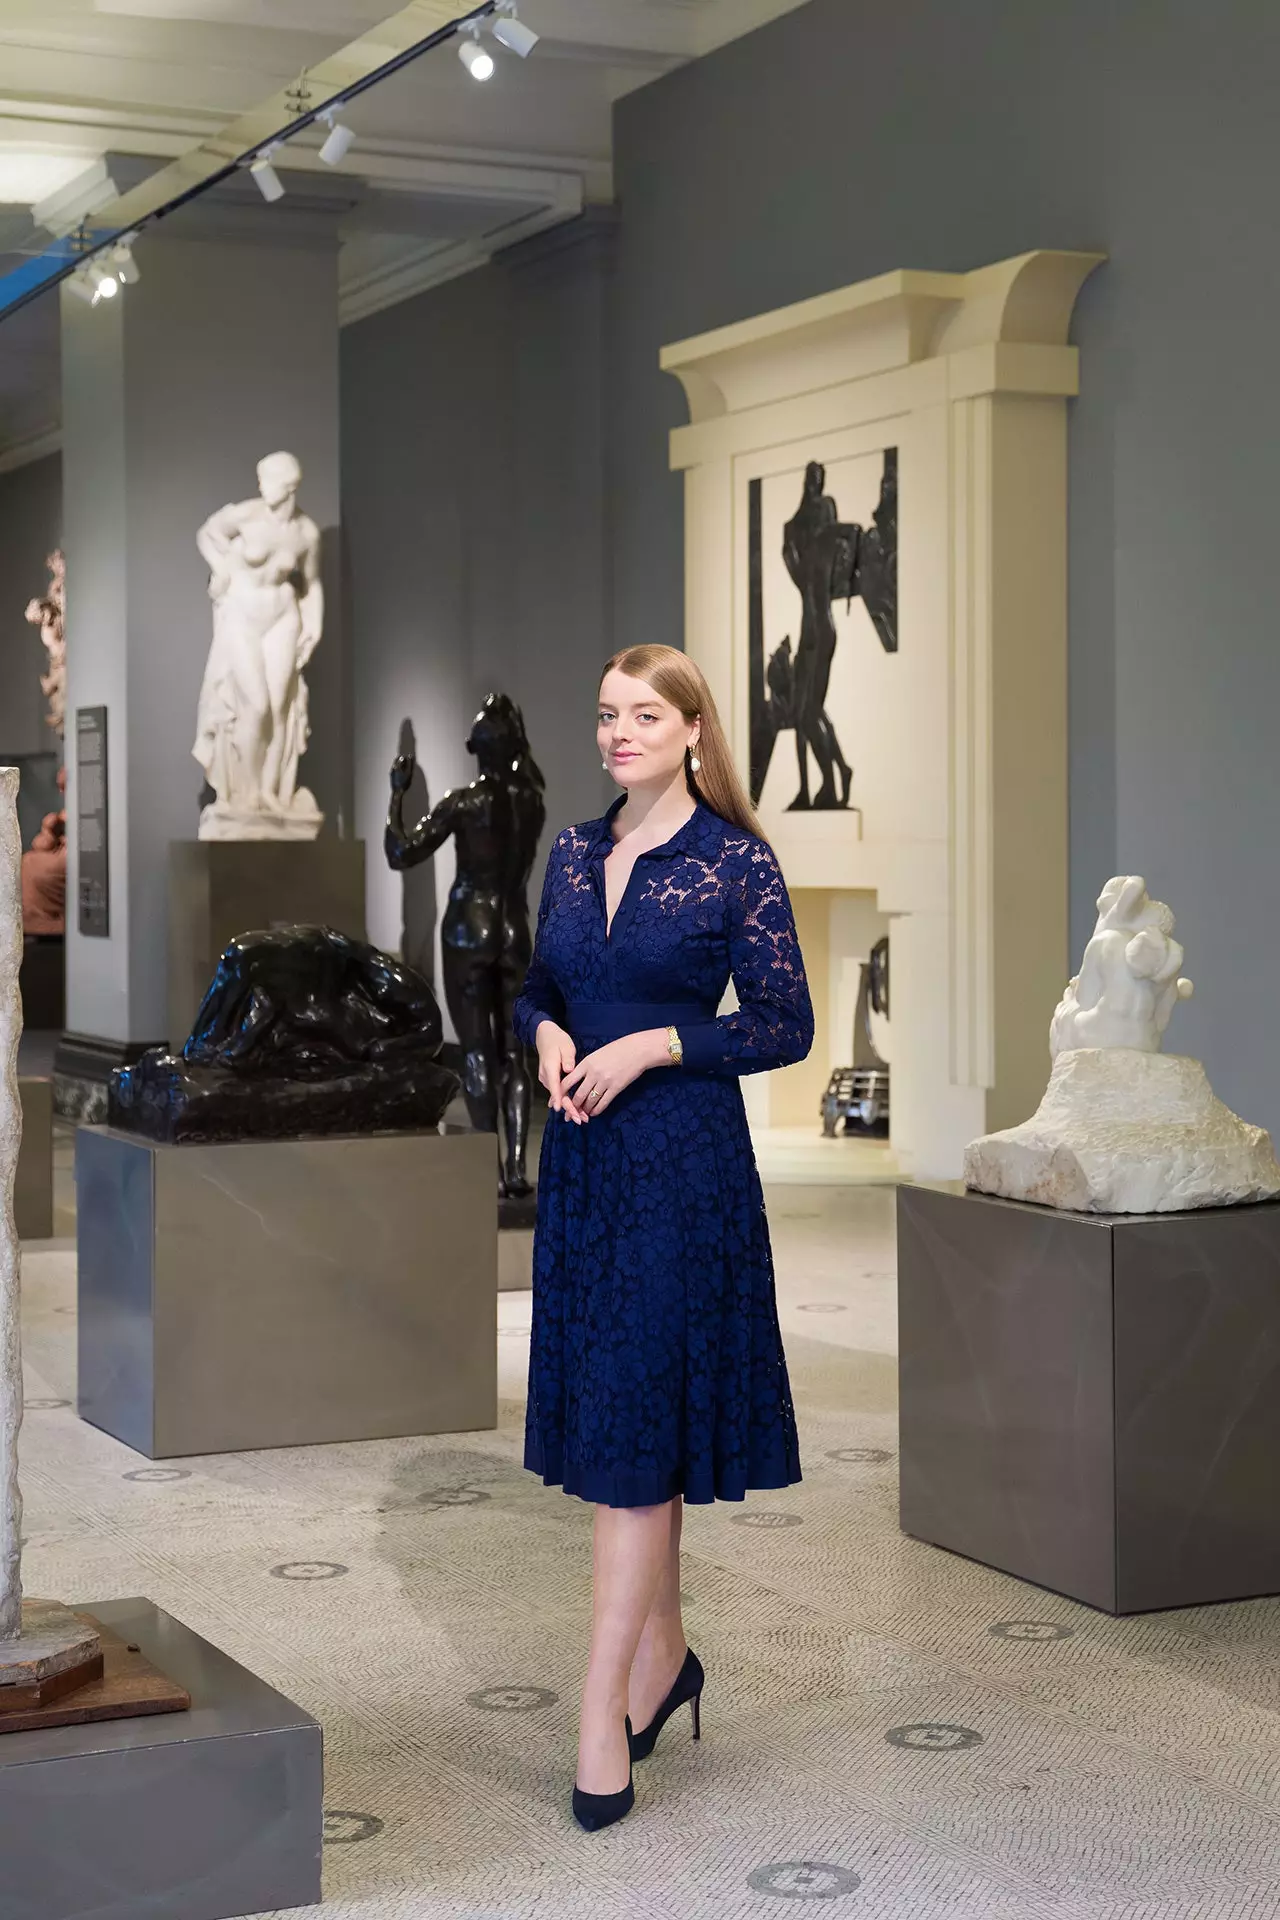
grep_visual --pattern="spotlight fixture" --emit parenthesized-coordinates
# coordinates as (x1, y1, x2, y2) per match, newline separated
(317, 110, 356, 167)
(63, 271, 96, 306)
(89, 263, 120, 305)
(492, 2, 539, 58)
(111, 240, 140, 285)
(249, 148, 286, 202)
(457, 27, 495, 81)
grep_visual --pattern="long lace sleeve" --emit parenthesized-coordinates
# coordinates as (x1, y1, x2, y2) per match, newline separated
(679, 839, 814, 1076)
(512, 834, 567, 1047)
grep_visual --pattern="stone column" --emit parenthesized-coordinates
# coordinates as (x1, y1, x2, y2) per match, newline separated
(0, 765, 23, 1640)
(57, 189, 345, 1113)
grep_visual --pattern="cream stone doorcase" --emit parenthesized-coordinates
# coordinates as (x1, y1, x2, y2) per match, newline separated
(663, 250, 1103, 1178)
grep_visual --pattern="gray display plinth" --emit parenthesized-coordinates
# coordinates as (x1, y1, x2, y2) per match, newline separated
(17, 1076, 52, 1239)
(168, 839, 366, 1043)
(77, 1125, 497, 1458)
(0, 1595, 321, 1920)
(898, 1184, 1280, 1615)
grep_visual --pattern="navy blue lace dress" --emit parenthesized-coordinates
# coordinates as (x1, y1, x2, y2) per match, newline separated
(511, 793, 814, 1509)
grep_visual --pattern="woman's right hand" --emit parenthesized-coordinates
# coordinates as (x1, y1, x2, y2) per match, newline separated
(535, 1021, 587, 1123)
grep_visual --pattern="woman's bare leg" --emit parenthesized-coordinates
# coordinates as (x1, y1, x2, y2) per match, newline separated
(578, 1499, 673, 1794)
(628, 1495, 688, 1732)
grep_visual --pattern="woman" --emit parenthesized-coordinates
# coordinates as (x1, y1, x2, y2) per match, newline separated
(512, 643, 814, 1831)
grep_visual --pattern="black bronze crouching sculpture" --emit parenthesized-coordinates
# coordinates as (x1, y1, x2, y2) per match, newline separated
(385, 692, 545, 1203)
(110, 926, 460, 1144)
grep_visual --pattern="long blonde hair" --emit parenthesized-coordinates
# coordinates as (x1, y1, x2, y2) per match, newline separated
(598, 644, 766, 843)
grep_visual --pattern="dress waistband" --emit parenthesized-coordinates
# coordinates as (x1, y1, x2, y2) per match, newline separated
(564, 999, 716, 1043)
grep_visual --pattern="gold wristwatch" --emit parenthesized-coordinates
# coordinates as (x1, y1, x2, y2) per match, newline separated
(666, 1024, 683, 1066)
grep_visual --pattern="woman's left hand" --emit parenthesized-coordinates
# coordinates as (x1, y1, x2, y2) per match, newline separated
(559, 1028, 671, 1121)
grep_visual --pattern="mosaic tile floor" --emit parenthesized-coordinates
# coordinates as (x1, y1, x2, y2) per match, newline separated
(16, 1171, 1280, 1919)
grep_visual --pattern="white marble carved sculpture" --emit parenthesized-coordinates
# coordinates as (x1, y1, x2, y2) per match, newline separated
(192, 452, 324, 841)
(25, 549, 66, 741)
(965, 876, 1280, 1214)
(0, 767, 102, 1687)
(1, 767, 21, 1640)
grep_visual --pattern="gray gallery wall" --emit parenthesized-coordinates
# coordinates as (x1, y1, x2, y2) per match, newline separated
(608, 0, 1280, 1138)
(342, 214, 614, 999)
(0, 452, 62, 758)
(62, 204, 343, 1044)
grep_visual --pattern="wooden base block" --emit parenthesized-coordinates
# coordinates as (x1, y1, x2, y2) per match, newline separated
(1, 1650, 104, 1712)
(0, 1615, 190, 1736)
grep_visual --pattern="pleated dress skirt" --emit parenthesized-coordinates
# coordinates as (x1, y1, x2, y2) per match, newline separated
(524, 1040, 803, 1509)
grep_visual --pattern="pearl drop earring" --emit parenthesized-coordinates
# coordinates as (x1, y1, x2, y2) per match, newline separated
(602, 759, 609, 770)
(689, 745, 701, 773)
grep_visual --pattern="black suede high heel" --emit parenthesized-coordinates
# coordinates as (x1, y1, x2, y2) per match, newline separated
(572, 1716, 635, 1832)
(628, 1648, 704, 1762)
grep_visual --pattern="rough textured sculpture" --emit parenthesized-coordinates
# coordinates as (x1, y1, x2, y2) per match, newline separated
(2, 766, 108, 1698)
(25, 550, 65, 741)
(966, 876, 1280, 1213)
(385, 693, 545, 1200)
(1, 768, 21, 1640)
(193, 452, 324, 841)
(110, 926, 459, 1144)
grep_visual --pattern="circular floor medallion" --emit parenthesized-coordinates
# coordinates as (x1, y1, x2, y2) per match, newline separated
(270, 1561, 349, 1581)
(732, 1510, 804, 1530)
(885, 1722, 983, 1751)
(747, 1861, 862, 1900)
(989, 1619, 1075, 1642)
(323, 1811, 384, 1845)
(466, 1684, 558, 1713)
(796, 1303, 848, 1315)
(25, 1397, 70, 1411)
(414, 1486, 491, 1511)
(123, 1467, 191, 1483)
(825, 1447, 892, 1466)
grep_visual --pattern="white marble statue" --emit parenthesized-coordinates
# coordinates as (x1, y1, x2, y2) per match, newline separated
(965, 874, 1280, 1214)
(1, 767, 23, 1640)
(193, 452, 324, 841)
(1050, 875, 1193, 1056)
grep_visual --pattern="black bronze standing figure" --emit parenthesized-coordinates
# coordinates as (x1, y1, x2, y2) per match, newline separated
(750, 449, 898, 808)
(782, 460, 859, 811)
(385, 693, 546, 1200)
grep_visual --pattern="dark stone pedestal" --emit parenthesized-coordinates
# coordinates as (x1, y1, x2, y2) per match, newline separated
(898, 1185, 1280, 1615)
(16, 1077, 52, 1239)
(19, 935, 64, 1031)
(168, 839, 366, 1045)
(0, 1596, 321, 1920)
(76, 1124, 497, 1457)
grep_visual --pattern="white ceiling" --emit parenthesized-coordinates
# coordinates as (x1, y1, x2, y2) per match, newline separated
(0, 0, 810, 459)
(0, 1, 810, 211)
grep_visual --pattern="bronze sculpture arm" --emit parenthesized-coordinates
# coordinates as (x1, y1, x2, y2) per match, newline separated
(385, 754, 459, 870)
